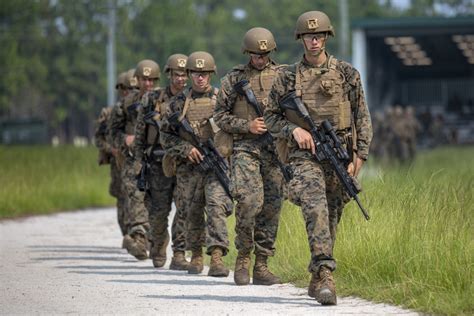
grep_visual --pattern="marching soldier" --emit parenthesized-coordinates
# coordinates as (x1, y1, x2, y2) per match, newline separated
(160, 51, 232, 277)
(214, 27, 284, 286)
(134, 54, 190, 269)
(264, 11, 372, 305)
(110, 60, 160, 260)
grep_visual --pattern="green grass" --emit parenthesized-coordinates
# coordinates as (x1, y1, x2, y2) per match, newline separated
(2, 145, 472, 314)
(223, 146, 473, 315)
(0, 145, 114, 218)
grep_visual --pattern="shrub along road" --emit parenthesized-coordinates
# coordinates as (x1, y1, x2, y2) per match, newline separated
(0, 207, 419, 315)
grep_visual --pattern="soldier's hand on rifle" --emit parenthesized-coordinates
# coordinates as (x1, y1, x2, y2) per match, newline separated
(125, 135, 135, 147)
(292, 127, 316, 154)
(187, 147, 204, 164)
(249, 117, 268, 135)
(347, 157, 364, 178)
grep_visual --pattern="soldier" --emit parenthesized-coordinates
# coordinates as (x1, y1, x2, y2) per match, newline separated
(134, 54, 190, 269)
(404, 106, 421, 161)
(264, 11, 372, 305)
(110, 59, 159, 260)
(160, 51, 232, 277)
(214, 27, 284, 286)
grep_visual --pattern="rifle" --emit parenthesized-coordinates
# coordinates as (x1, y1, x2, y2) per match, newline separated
(279, 91, 370, 220)
(234, 79, 293, 182)
(168, 112, 232, 199)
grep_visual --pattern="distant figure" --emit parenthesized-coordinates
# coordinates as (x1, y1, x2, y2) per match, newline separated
(404, 106, 421, 161)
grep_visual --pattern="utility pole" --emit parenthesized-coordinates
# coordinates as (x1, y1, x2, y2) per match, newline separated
(106, 0, 116, 106)
(338, 0, 349, 61)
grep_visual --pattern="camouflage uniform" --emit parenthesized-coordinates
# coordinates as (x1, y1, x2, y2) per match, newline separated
(160, 86, 232, 267)
(264, 55, 372, 274)
(134, 87, 187, 267)
(109, 90, 149, 239)
(95, 106, 128, 236)
(214, 62, 283, 260)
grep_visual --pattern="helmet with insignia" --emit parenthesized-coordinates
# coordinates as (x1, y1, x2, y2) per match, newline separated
(185, 51, 216, 74)
(134, 59, 160, 79)
(241, 27, 277, 54)
(164, 54, 188, 73)
(294, 11, 335, 40)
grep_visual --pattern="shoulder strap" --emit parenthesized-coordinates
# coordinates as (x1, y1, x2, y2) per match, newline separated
(179, 88, 193, 121)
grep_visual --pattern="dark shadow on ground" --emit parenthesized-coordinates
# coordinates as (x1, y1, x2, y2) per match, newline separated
(142, 294, 317, 307)
(32, 256, 136, 262)
(109, 278, 233, 287)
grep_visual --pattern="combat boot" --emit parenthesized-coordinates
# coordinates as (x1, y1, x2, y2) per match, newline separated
(308, 266, 337, 305)
(122, 234, 133, 249)
(234, 252, 251, 285)
(127, 232, 148, 260)
(187, 249, 204, 274)
(208, 247, 229, 277)
(150, 234, 169, 268)
(252, 255, 281, 285)
(169, 251, 189, 270)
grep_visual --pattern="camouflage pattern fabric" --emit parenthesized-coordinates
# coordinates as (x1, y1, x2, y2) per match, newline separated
(264, 54, 372, 273)
(160, 87, 232, 255)
(214, 62, 284, 257)
(134, 87, 187, 252)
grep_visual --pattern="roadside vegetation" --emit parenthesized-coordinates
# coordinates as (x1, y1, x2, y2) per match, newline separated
(0, 145, 114, 218)
(2, 145, 472, 314)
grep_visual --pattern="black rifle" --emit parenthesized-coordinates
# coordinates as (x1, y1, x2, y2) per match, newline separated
(127, 102, 140, 118)
(279, 91, 370, 220)
(234, 79, 293, 182)
(168, 112, 232, 199)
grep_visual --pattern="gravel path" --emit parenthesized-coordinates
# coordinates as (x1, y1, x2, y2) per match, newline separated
(0, 207, 419, 315)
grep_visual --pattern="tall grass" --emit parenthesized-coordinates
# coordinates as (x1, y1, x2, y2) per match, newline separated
(0, 145, 114, 218)
(224, 146, 473, 315)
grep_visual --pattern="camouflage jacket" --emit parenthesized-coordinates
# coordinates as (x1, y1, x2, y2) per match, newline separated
(214, 60, 282, 155)
(134, 86, 176, 162)
(109, 90, 142, 155)
(160, 86, 218, 163)
(264, 54, 373, 161)
(94, 106, 113, 165)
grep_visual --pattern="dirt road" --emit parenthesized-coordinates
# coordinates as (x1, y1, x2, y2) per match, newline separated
(0, 208, 418, 315)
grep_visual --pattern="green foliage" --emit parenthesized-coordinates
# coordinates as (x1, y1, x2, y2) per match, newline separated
(223, 146, 474, 315)
(0, 145, 114, 218)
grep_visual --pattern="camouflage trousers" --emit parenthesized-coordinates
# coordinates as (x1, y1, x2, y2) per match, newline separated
(231, 149, 283, 257)
(109, 157, 127, 236)
(287, 158, 348, 274)
(122, 156, 149, 236)
(175, 162, 232, 255)
(145, 160, 186, 252)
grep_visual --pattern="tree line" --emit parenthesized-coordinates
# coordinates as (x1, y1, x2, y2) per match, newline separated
(1, 0, 472, 143)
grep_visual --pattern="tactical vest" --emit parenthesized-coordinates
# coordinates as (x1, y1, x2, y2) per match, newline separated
(146, 89, 167, 146)
(233, 64, 279, 139)
(181, 87, 219, 142)
(285, 56, 352, 132)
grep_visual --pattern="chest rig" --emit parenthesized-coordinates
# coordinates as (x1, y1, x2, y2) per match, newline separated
(285, 56, 352, 132)
(233, 64, 278, 139)
(146, 89, 167, 146)
(180, 87, 219, 142)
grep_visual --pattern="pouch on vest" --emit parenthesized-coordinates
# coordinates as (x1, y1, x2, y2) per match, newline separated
(162, 152, 177, 177)
(214, 130, 233, 158)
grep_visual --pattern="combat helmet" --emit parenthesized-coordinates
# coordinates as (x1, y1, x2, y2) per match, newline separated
(186, 51, 216, 74)
(241, 27, 277, 54)
(134, 59, 160, 79)
(294, 11, 335, 40)
(115, 71, 128, 89)
(164, 54, 188, 73)
(125, 68, 138, 88)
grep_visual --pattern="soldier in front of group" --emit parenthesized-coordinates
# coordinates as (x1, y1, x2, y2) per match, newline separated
(264, 11, 372, 305)
(160, 51, 232, 277)
(110, 59, 160, 260)
(134, 54, 190, 270)
(214, 27, 284, 286)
